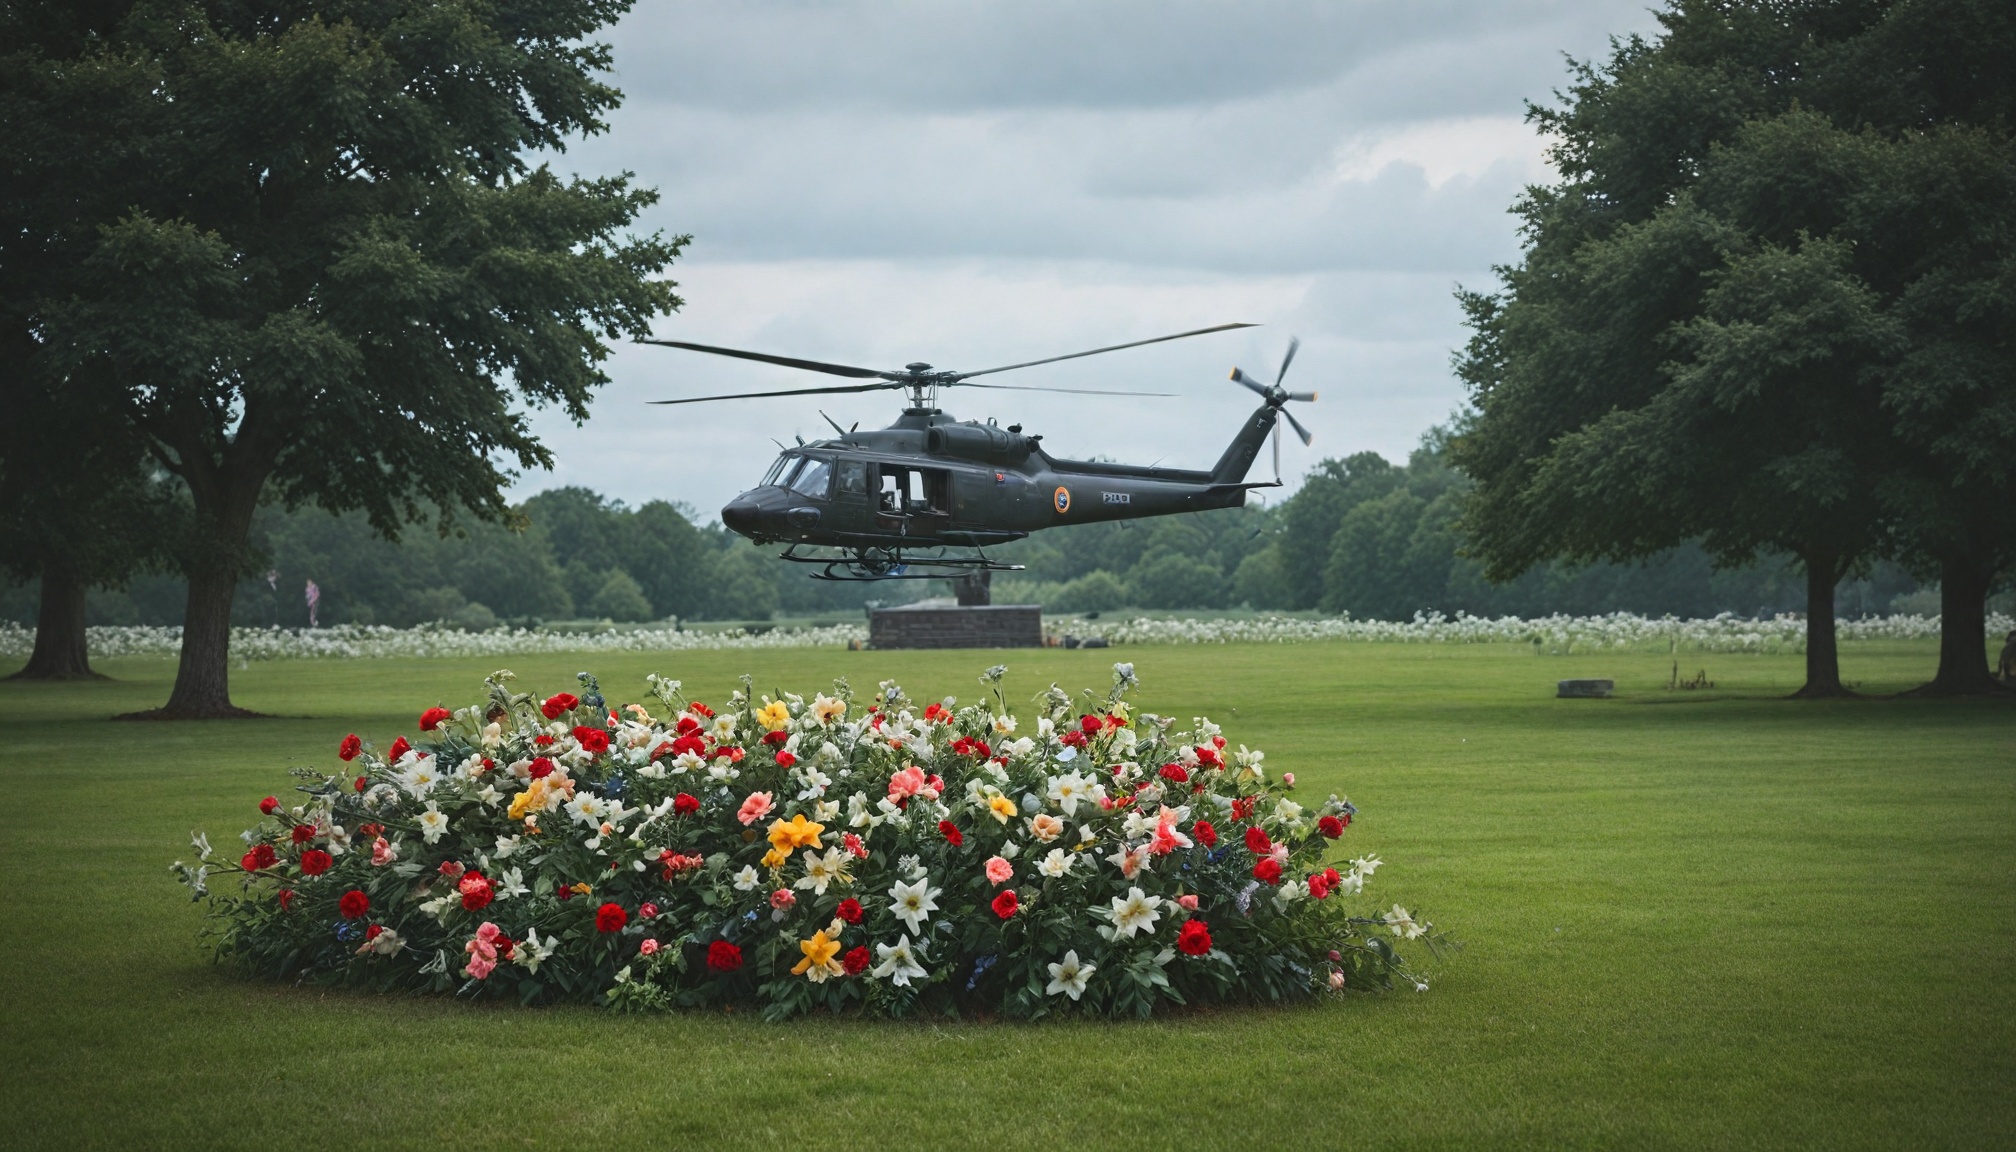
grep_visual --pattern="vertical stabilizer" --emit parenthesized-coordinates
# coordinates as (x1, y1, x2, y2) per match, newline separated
(1210, 404, 1280, 484)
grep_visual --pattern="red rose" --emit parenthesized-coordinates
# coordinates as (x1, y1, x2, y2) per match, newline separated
(291, 824, 316, 845)
(1244, 826, 1272, 855)
(277, 888, 295, 910)
(676, 715, 702, 737)
(241, 843, 277, 871)
(386, 736, 412, 762)
(1252, 857, 1282, 884)
(1060, 730, 1087, 749)
(364, 924, 384, 942)
(1159, 764, 1189, 784)
(673, 792, 700, 815)
(775, 750, 796, 769)
(1079, 714, 1104, 735)
(541, 692, 579, 720)
(1193, 819, 1218, 848)
(259, 795, 280, 815)
(354, 776, 368, 793)
(338, 733, 362, 761)
(459, 872, 495, 911)
(843, 945, 873, 976)
(527, 757, 555, 779)
(761, 729, 790, 747)
(339, 889, 370, 919)
(1230, 796, 1255, 821)
(596, 902, 628, 933)
(1176, 919, 1213, 956)
(419, 707, 454, 731)
(991, 889, 1019, 919)
(1317, 815, 1346, 838)
(923, 702, 946, 721)
(299, 849, 333, 876)
(1323, 867, 1342, 886)
(836, 898, 863, 924)
(572, 726, 610, 754)
(670, 734, 706, 758)
(534, 734, 555, 747)
(707, 940, 743, 972)
(938, 820, 964, 847)
(1307, 873, 1331, 900)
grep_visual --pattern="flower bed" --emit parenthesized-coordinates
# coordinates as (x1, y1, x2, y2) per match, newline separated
(174, 664, 1445, 1019)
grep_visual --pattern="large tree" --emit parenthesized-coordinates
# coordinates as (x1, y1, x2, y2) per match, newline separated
(1454, 0, 2015, 696)
(10, 0, 683, 715)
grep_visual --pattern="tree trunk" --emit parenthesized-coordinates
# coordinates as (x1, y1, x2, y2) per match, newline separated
(1792, 548, 1852, 698)
(1906, 556, 2012, 697)
(5, 568, 101, 680)
(115, 564, 262, 719)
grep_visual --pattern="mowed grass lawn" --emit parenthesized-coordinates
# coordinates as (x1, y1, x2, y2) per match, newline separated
(0, 641, 2010, 1150)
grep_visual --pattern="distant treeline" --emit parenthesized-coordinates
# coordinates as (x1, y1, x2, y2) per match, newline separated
(3, 432, 1933, 629)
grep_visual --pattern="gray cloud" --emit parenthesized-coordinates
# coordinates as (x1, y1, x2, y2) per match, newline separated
(519, 0, 1662, 517)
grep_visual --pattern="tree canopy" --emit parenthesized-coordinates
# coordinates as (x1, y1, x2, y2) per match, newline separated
(3, 0, 684, 714)
(1454, 0, 2016, 695)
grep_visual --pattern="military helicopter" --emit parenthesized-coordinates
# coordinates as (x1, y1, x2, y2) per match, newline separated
(641, 323, 1317, 580)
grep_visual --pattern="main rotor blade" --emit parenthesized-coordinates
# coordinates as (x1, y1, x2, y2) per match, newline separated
(637, 339, 892, 380)
(647, 381, 901, 405)
(1282, 406, 1314, 446)
(1275, 336, 1300, 386)
(1229, 366, 1271, 396)
(954, 382, 1175, 397)
(955, 322, 1257, 380)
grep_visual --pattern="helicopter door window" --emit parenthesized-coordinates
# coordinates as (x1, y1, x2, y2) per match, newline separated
(836, 460, 867, 497)
(789, 457, 831, 499)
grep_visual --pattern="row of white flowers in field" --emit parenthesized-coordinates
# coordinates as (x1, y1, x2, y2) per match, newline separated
(0, 622, 870, 661)
(1084, 611, 2015, 653)
(3, 611, 2004, 661)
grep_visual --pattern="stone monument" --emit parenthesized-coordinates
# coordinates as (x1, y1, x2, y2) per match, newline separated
(869, 571, 1043, 649)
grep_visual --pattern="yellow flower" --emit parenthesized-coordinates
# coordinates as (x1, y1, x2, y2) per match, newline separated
(767, 813, 826, 852)
(987, 795, 1018, 824)
(811, 695, 847, 726)
(756, 700, 792, 732)
(791, 928, 844, 982)
(569, 882, 593, 896)
(761, 845, 790, 870)
(507, 778, 549, 822)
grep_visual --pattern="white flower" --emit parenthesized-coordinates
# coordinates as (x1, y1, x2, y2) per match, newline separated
(1108, 886, 1163, 938)
(672, 751, 704, 775)
(477, 784, 503, 806)
(795, 847, 851, 895)
(516, 927, 556, 974)
(1386, 904, 1425, 940)
(358, 927, 405, 956)
(1046, 772, 1092, 816)
(813, 798, 841, 824)
(897, 853, 923, 878)
(794, 766, 833, 800)
(992, 713, 1017, 735)
(1353, 855, 1383, 877)
(1272, 798, 1304, 824)
(1038, 848, 1076, 878)
(872, 934, 929, 986)
(1105, 843, 1149, 879)
(1046, 950, 1095, 1000)
(732, 865, 761, 891)
(497, 867, 529, 899)
(494, 834, 523, 859)
(417, 803, 450, 844)
(565, 793, 607, 827)
(888, 876, 942, 933)
(396, 756, 440, 797)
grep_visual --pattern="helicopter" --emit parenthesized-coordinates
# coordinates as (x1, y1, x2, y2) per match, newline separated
(640, 323, 1317, 580)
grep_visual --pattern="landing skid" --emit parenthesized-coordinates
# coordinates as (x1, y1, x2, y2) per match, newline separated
(780, 545, 1026, 582)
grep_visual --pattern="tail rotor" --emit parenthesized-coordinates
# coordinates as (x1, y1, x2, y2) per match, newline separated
(1228, 336, 1317, 481)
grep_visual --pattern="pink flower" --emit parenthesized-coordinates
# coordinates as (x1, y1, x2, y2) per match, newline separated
(736, 791, 776, 826)
(1328, 969, 1345, 990)
(1283, 772, 1296, 787)
(639, 902, 659, 919)
(887, 765, 927, 803)
(463, 921, 503, 979)
(984, 856, 1013, 885)
(1177, 894, 1200, 911)
(842, 832, 869, 859)
(370, 836, 395, 866)
(639, 939, 660, 956)
(770, 888, 796, 911)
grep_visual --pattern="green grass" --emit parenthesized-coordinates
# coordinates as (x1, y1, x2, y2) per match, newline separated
(1, 642, 2010, 1150)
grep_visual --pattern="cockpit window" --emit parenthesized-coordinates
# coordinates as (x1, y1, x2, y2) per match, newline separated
(789, 457, 832, 498)
(761, 454, 795, 487)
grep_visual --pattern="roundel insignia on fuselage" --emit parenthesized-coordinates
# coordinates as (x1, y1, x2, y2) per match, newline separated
(1053, 486, 1071, 514)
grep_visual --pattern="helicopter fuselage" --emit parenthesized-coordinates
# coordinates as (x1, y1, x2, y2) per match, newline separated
(719, 404, 1281, 552)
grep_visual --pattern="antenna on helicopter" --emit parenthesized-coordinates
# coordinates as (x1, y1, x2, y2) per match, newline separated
(819, 410, 850, 439)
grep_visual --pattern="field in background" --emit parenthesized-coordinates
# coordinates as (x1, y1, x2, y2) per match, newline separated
(0, 642, 2010, 1149)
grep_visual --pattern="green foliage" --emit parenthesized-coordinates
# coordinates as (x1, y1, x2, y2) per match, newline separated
(586, 569, 652, 622)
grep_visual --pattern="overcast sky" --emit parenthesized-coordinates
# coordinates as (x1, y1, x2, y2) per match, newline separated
(519, 0, 1663, 519)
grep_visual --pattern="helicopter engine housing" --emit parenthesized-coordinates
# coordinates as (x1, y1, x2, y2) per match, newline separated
(925, 422, 1033, 466)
